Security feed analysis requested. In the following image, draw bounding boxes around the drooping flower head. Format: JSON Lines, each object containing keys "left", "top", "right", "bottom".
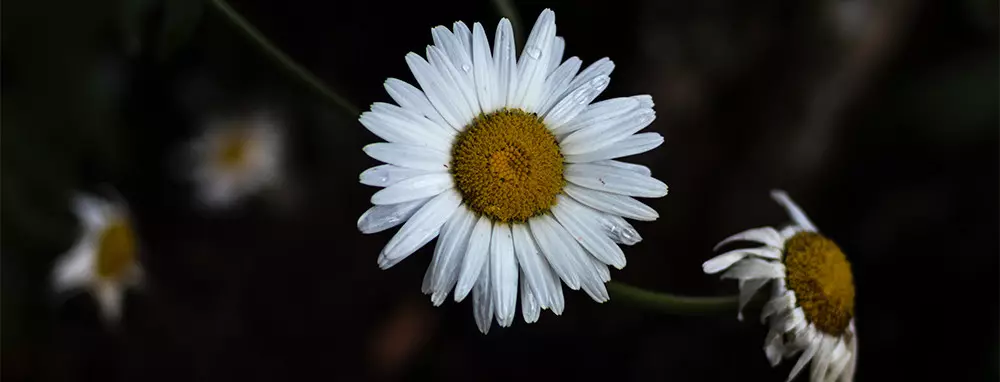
{"left": 357, "top": 9, "right": 667, "bottom": 333}
{"left": 704, "top": 190, "right": 857, "bottom": 382}
{"left": 52, "top": 193, "right": 143, "bottom": 323}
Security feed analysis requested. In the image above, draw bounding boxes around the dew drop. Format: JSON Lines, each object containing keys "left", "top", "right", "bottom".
{"left": 461, "top": 64, "right": 472, "bottom": 72}
{"left": 524, "top": 45, "right": 543, "bottom": 59}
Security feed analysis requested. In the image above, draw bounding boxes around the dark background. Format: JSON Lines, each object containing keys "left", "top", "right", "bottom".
{"left": 2, "top": 0, "right": 997, "bottom": 381}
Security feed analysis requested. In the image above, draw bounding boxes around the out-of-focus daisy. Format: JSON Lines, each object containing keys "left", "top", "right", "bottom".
{"left": 188, "top": 111, "right": 285, "bottom": 209}
{"left": 357, "top": 9, "right": 667, "bottom": 333}
{"left": 704, "top": 190, "right": 857, "bottom": 382}
{"left": 52, "top": 193, "right": 143, "bottom": 323}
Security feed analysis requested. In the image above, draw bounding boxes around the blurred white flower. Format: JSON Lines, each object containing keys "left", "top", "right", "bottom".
{"left": 52, "top": 193, "right": 143, "bottom": 323}
{"left": 357, "top": 9, "right": 667, "bottom": 333}
{"left": 188, "top": 112, "right": 286, "bottom": 209}
{"left": 704, "top": 190, "right": 857, "bottom": 382}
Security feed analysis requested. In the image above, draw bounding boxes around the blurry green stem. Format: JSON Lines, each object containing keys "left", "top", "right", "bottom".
{"left": 607, "top": 281, "right": 740, "bottom": 316}
{"left": 491, "top": 0, "right": 524, "bottom": 47}
{"left": 207, "top": 0, "right": 360, "bottom": 116}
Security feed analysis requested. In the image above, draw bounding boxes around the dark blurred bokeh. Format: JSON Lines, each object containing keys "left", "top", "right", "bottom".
{"left": 2, "top": 0, "right": 997, "bottom": 381}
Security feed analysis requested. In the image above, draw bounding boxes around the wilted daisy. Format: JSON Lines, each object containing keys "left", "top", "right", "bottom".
{"left": 188, "top": 111, "right": 285, "bottom": 209}
{"left": 704, "top": 190, "right": 857, "bottom": 382}
{"left": 357, "top": 9, "right": 667, "bottom": 333}
{"left": 52, "top": 193, "right": 143, "bottom": 323}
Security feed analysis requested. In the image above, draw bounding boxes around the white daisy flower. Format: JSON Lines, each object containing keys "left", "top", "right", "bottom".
{"left": 704, "top": 190, "right": 857, "bottom": 382}
{"left": 357, "top": 9, "right": 667, "bottom": 333}
{"left": 188, "top": 111, "right": 285, "bottom": 209}
{"left": 52, "top": 193, "right": 143, "bottom": 323}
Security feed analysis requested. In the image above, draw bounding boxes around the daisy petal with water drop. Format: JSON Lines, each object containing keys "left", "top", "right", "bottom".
{"left": 188, "top": 111, "right": 286, "bottom": 209}
{"left": 358, "top": 9, "right": 667, "bottom": 333}
{"left": 52, "top": 193, "right": 143, "bottom": 323}
{"left": 704, "top": 190, "right": 857, "bottom": 382}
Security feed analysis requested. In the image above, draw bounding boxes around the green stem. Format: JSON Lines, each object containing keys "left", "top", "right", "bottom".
{"left": 607, "top": 281, "right": 740, "bottom": 316}
{"left": 491, "top": 0, "right": 524, "bottom": 47}
{"left": 207, "top": 0, "right": 360, "bottom": 116}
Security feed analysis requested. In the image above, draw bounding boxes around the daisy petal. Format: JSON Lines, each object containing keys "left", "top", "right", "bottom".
{"left": 384, "top": 78, "right": 448, "bottom": 127}
{"left": 94, "top": 281, "right": 124, "bottom": 323}
{"left": 527, "top": 214, "right": 581, "bottom": 290}
{"left": 363, "top": 143, "right": 450, "bottom": 172}
{"left": 520, "top": 276, "right": 540, "bottom": 323}
{"left": 761, "top": 293, "right": 796, "bottom": 324}
{"left": 809, "top": 336, "right": 838, "bottom": 382}
{"left": 737, "top": 278, "right": 769, "bottom": 320}
{"left": 565, "top": 163, "right": 668, "bottom": 198}
{"left": 543, "top": 74, "right": 611, "bottom": 129}
{"left": 472, "top": 260, "right": 493, "bottom": 334}
{"left": 72, "top": 193, "right": 109, "bottom": 228}
{"left": 632, "top": 94, "right": 654, "bottom": 109}
{"left": 494, "top": 19, "right": 518, "bottom": 108}
{"left": 536, "top": 57, "right": 583, "bottom": 116}
{"left": 370, "top": 102, "right": 456, "bottom": 140}
{"left": 764, "top": 329, "right": 786, "bottom": 366}
{"left": 454, "top": 216, "right": 493, "bottom": 302}
{"left": 370, "top": 173, "right": 453, "bottom": 205}
{"left": 787, "top": 331, "right": 822, "bottom": 382}
{"left": 405, "top": 53, "right": 466, "bottom": 130}
{"left": 560, "top": 108, "right": 656, "bottom": 155}
{"left": 826, "top": 341, "right": 852, "bottom": 382}
{"left": 426, "top": 46, "right": 479, "bottom": 119}
{"left": 513, "top": 9, "right": 556, "bottom": 110}
{"left": 552, "top": 97, "right": 639, "bottom": 136}
{"left": 771, "top": 190, "right": 819, "bottom": 232}
{"left": 567, "top": 57, "right": 615, "bottom": 92}
{"left": 703, "top": 248, "right": 782, "bottom": 274}
{"left": 359, "top": 164, "right": 432, "bottom": 188}
{"left": 548, "top": 36, "right": 565, "bottom": 75}
{"left": 511, "top": 224, "right": 557, "bottom": 309}
{"left": 425, "top": 207, "right": 477, "bottom": 305}
{"left": 551, "top": 195, "right": 626, "bottom": 269}
{"left": 357, "top": 198, "right": 429, "bottom": 234}
{"left": 563, "top": 184, "right": 658, "bottom": 221}
{"left": 720, "top": 258, "right": 786, "bottom": 280}
{"left": 431, "top": 26, "right": 474, "bottom": 91}
{"left": 713, "top": 226, "right": 784, "bottom": 251}
{"left": 52, "top": 241, "right": 95, "bottom": 292}
{"left": 564, "top": 132, "right": 664, "bottom": 163}
{"left": 378, "top": 189, "right": 461, "bottom": 269}
{"left": 593, "top": 212, "right": 642, "bottom": 245}
{"left": 490, "top": 223, "right": 518, "bottom": 327}
{"left": 546, "top": 267, "right": 566, "bottom": 314}
{"left": 780, "top": 308, "right": 808, "bottom": 333}
{"left": 593, "top": 160, "right": 651, "bottom": 176}
{"left": 453, "top": 22, "right": 473, "bottom": 56}
{"left": 472, "top": 23, "right": 498, "bottom": 113}
{"left": 544, "top": 215, "right": 609, "bottom": 302}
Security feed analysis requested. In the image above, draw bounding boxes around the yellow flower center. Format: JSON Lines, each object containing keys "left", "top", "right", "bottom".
{"left": 784, "top": 231, "right": 855, "bottom": 335}
{"left": 451, "top": 109, "right": 564, "bottom": 223}
{"left": 94, "top": 218, "right": 137, "bottom": 280}
{"left": 216, "top": 129, "right": 253, "bottom": 169}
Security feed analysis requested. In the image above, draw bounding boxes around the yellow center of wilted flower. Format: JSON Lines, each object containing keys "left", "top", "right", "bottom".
{"left": 95, "top": 218, "right": 137, "bottom": 280}
{"left": 216, "top": 129, "right": 252, "bottom": 169}
{"left": 784, "top": 231, "right": 855, "bottom": 335}
{"left": 451, "top": 109, "right": 564, "bottom": 223}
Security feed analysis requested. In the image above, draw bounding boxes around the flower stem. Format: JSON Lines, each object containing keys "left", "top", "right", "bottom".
{"left": 491, "top": 0, "right": 524, "bottom": 47}
{"left": 207, "top": 0, "right": 360, "bottom": 116}
{"left": 607, "top": 281, "right": 740, "bottom": 316}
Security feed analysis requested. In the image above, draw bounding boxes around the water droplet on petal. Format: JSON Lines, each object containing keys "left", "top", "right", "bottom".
{"left": 524, "top": 45, "right": 543, "bottom": 59}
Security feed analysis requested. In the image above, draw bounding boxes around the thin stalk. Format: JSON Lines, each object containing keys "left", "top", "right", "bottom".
{"left": 207, "top": 0, "right": 360, "bottom": 116}
{"left": 491, "top": 0, "right": 525, "bottom": 47}
{"left": 607, "top": 281, "right": 740, "bottom": 316}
